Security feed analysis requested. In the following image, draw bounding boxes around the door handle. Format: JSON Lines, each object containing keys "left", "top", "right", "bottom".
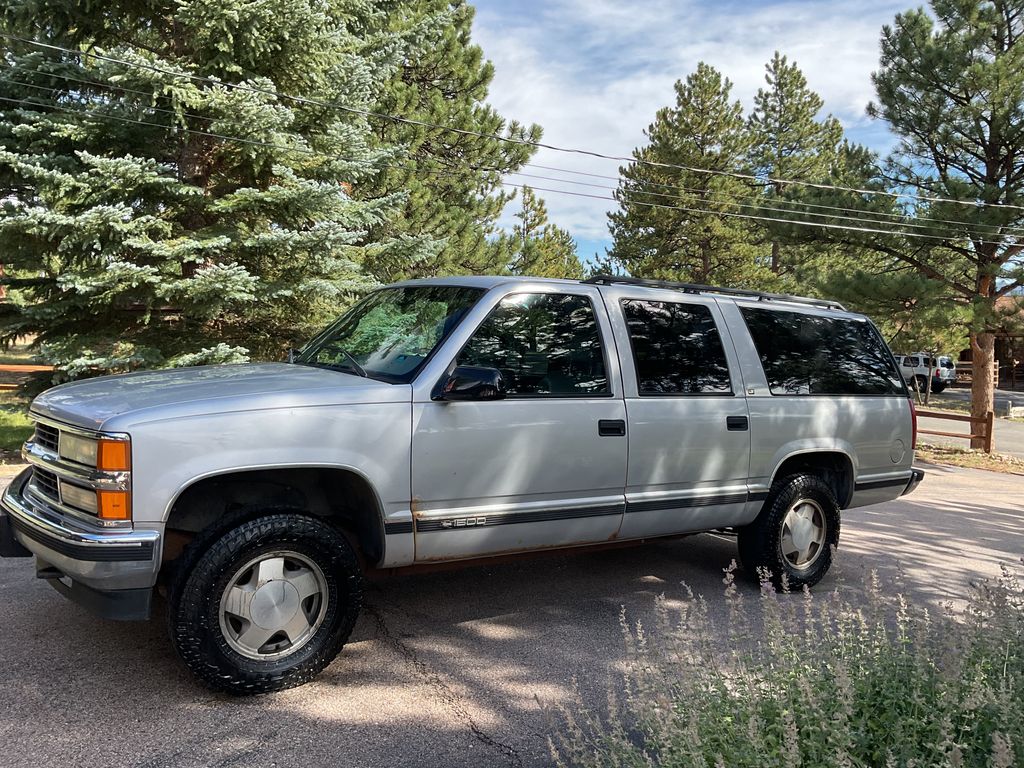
{"left": 598, "top": 419, "right": 626, "bottom": 437}
{"left": 726, "top": 416, "right": 748, "bottom": 431}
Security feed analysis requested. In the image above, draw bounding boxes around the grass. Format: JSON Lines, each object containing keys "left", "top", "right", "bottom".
{"left": 916, "top": 396, "right": 972, "bottom": 414}
{"left": 916, "top": 442, "right": 1024, "bottom": 474}
{"left": 0, "top": 390, "right": 32, "bottom": 463}
{"left": 0, "top": 338, "right": 37, "bottom": 366}
{"left": 0, "top": 338, "right": 43, "bottom": 462}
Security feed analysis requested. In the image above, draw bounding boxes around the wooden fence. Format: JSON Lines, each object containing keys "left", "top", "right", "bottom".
{"left": 917, "top": 408, "right": 995, "bottom": 453}
{"left": 0, "top": 363, "right": 53, "bottom": 392}
{"left": 954, "top": 361, "right": 999, "bottom": 388}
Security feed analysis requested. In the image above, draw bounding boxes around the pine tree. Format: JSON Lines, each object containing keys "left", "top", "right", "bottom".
{"left": 0, "top": 0, "right": 430, "bottom": 379}
{"left": 868, "top": 0, "right": 1024, "bottom": 437}
{"left": 746, "top": 52, "right": 843, "bottom": 279}
{"left": 497, "top": 186, "right": 584, "bottom": 279}
{"left": 607, "top": 63, "right": 772, "bottom": 287}
{"left": 358, "top": 0, "right": 541, "bottom": 281}
{"left": 785, "top": 1, "right": 1024, "bottom": 440}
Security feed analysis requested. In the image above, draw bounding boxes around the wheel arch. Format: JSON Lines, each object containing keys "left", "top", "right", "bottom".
{"left": 768, "top": 448, "right": 856, "bottom": 508}
{"left": 162, "top": 464, "right": 387, "bottom": 566}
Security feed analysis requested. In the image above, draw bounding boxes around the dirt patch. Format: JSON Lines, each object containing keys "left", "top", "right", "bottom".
{"left": 916, "top": 443, "right": 1024, "bottom": 474}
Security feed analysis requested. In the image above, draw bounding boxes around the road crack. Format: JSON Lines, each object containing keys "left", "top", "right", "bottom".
{"left": 364, "top": 603, "right": 523, "bottom": 768}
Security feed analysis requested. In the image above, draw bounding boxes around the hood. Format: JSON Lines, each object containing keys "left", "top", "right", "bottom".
{"left": 30, "top": 363, "right": 410, "bottom": 431}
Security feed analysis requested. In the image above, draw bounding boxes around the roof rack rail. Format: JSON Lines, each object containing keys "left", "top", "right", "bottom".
{"left": 582, "top": 274, "right": 846, "bottom": 311}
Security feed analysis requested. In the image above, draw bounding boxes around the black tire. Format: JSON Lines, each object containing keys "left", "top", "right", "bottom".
{"left": 913, "top": 375, "right": 928, "bottom": 392}
{"left": 168, "top": 514, "right": 362, "bottom": 694}
{"left": 931, "top": 382, "right": 945, "bottom": 394}
{"left": 737, "top": 473, "right": 840, "bottom": 590}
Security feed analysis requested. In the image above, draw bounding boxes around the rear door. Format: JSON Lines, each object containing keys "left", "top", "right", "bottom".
{"left": 601, "top": 287, "right": 753, "bottom": 538}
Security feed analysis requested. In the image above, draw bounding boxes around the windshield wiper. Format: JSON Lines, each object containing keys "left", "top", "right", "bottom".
{"left": 294, "top": 349, "right": 368, "bottom": 378}
{"left": 335, "top": 349, "right": 368, "bottom": 377}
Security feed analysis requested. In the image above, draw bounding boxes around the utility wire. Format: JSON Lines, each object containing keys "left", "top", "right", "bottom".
{"left": 7, "top": 70, "right": 1019, "bottom": 238}
{"left": 4, "top": 48, "right": 1023, "bottom": 238}
{"left": 9, "top": 67, "right": 1021, "bottom": 238}
{"left": 523, "top": 163, "right": 1024, "bottom": 237}
{"left": 498, "top": 181, "right": 1010, "bottom": 244}
{"left": 505, "top": 169, "right": 1022, "bottom": 238}
{"left": 5, "top": 32, "right": 1024, "bottom": 214}
{"left": 0, "top": 91, "right": 1008, "bottom": 246}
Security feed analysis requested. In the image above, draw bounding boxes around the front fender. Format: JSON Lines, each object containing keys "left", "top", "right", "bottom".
{"left": 124, "top": 404, "right": 412, "bottom": 535}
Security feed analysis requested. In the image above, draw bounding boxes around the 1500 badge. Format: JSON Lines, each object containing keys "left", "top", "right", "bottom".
{"left": 440, "top": 516, "right": 488, "bottom": 528}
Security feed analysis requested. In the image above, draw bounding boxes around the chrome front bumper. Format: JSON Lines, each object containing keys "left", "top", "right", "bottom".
{"left": 1, "top": 469, "right": 160, "bottom": 619}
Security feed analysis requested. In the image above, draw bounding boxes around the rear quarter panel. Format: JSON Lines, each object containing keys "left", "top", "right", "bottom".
{"left": 717, "top": 300, "right": 914, "bottom": 509}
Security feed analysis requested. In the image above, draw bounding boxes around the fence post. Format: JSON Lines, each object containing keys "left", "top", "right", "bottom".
{"left": 984, "top": 410, "right": 995, "bottom": 454}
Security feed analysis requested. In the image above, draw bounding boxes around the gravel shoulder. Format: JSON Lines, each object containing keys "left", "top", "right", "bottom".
{"left": 0, "top": 464, "right": 1020, "bottom": 768}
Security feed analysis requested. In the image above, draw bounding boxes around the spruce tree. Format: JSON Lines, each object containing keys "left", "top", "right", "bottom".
{"left": 0, "top": 0, "right": 430, "bottom": 379}
{"left": 746, "top": 52, "right": 843, "bottom": 279}
{"left": 496, "top": 186, "right": 584, "bottom": 279}
{"left": 359, "top": 0, "right": 541, "bottom": 281}
{"left": 607, "top": 63, "right": 772, "bottom": 287}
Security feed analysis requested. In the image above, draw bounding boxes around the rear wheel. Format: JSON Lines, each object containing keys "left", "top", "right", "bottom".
{"left": 168, "top": 514, "right": 362, "bottom": 694}
{"left": 931, "top": 381, "right": 946, "bottom": 394}
{"left": 738, "top": 474, "right": 840, "bottom": 589}
{"left": 913, "top": 374, "right": 928, "bottom": 393}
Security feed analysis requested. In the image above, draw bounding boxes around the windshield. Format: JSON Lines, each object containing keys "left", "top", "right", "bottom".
{"left": 296, "top": 285, "right": 484, "bottom": 383}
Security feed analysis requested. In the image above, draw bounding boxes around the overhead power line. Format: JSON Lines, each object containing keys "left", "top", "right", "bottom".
{"left": 5, "top": 32, "right": 1024, "bottom": 214}
{"left": 497, "top": 182, "right": 1010, "bottom": 244}
{"left": 505, "top": 170, "right": 1024, "bottom": 238}
{"left": 0, "top": 91, "right": 1010, "bottom": 246}
{"left": 522, "top": 164, "right": 1024, "bottom": 238}
{"left": 4, "top": 69, "right": 1022, "bottom": 240}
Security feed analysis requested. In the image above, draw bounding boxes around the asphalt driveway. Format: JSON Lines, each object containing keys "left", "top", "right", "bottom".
{"left": 0, "top": 463, "right": 1021, "bottom": 768}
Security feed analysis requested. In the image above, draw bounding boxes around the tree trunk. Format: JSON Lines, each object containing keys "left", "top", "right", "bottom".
{"left": 924, "top": 356, "right": 935, "bottom": 406}
{"left": 770, "top": 240, "right": 780, "bottom": 274}
{"left": 970, "top": 331, "right": 995, "bottom": 449}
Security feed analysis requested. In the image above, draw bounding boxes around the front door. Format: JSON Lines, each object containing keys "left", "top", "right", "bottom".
{"left": 411, "top": 287, "right": 628, "bottom": 561}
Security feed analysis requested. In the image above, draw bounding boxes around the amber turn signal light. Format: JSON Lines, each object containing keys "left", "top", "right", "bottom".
{"left": 97, "top": 490, "right": 131, "bottom": 521}
{"left": 97, "top": 439, "right": 130, "bottom": 471}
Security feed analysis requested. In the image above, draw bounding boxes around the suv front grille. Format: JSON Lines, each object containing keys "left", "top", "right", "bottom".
{"left": 31, "top": 467, "right": 60, "bottom": 502}
{"left": 34, "top": 423, "right": 59, "bottom": 453}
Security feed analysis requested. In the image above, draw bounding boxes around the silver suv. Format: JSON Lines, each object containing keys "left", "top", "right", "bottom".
{"left": 0, "top": 275, "right": 923, "bottom": 693}
{"left": 895, "top": 353, "right": 957, "bottom": 394}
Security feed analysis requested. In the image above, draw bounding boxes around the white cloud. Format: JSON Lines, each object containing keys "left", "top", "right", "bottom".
{"left": 472, "top": 0, "right": 906, "bottom": 247}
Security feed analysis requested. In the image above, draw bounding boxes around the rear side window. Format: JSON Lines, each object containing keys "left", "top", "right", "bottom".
{"left": 740, "top": 307, "right": 903, "bottom": 396}
{"left": 622, "top": 299, "right": 732, "bottom": 394}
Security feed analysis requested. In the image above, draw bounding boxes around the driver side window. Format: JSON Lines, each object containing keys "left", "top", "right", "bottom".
{"left": 458, "top": 292, "right": 609, "bottom": 396}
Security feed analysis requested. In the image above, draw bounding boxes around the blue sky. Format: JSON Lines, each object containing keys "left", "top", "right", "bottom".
{"left": 471, "top": 0, "right": 910, "bottom": 262}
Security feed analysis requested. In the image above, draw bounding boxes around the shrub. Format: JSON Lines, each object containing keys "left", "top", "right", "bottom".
{"left": 550, "top": 561, "right": 1024, "bottom": 768}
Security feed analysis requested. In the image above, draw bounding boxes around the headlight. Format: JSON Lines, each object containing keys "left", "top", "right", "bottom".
{"left": 59, "top": 433, "right": 97, "bottom": 467}
{"left": 58, "top": 433, "right": 130, "bottom": 471}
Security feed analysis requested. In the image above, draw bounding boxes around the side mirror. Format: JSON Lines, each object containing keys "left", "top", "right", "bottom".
{"left": 433, "top": 366, "right": 506, "bottom": 401}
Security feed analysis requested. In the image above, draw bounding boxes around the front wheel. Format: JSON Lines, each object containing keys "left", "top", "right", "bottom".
{"left": 168, "top": 514, "right": 362, "bottom": 694}
{"left": 737, "top": 474, "right": 840, "bottom": 589}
